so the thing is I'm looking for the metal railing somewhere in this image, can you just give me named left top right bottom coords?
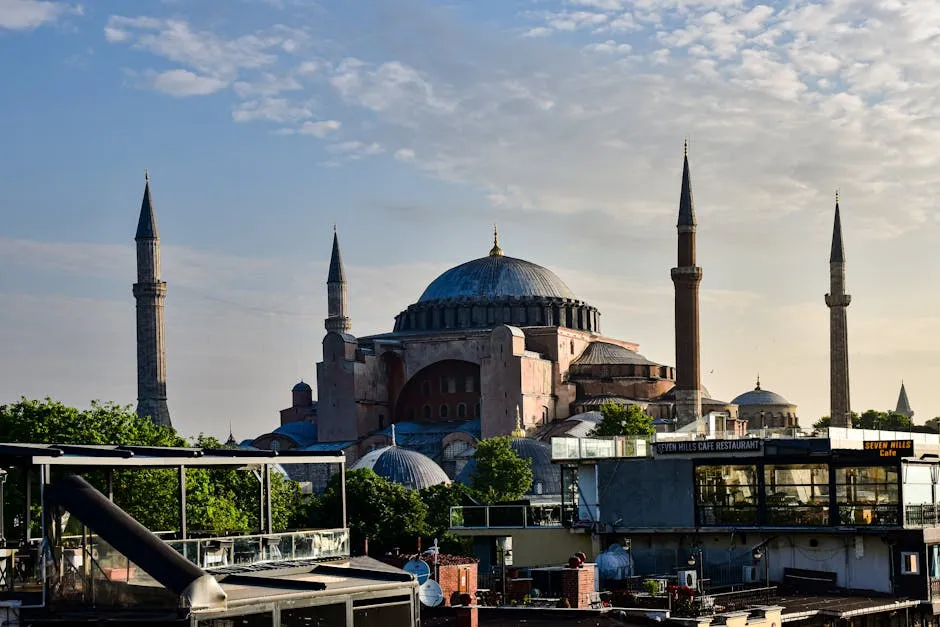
left=905, top=503, right=940, bottom=527
left=450, top=505, right=564, bottom=529
left=930, top=577, right=940, bottom=599
left=551, top=437, right=648, bottom=461
left=165, top=528, right=350, bottom=569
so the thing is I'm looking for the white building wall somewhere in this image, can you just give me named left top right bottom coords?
left=767, top=534, right=891, bottom=593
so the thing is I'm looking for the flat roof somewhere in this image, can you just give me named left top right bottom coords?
left=0, top=443, right=344, bottom=467
left=776, top=594, right=921, bottom=621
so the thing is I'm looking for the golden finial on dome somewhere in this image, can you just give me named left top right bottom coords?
left=755, top=373, right=761, bottom=391
left=511, top=405, right=525, bottom=437
left=489, top=224, right=504, bottom=257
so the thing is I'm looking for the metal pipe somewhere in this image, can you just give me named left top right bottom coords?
left=178, top=466, right=187, bottom=540
left=264, top=464, right=273, bottom=534
left=340, top=460, right=347, bottom=530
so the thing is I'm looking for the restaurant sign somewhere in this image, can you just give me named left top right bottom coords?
left=861, top=440, right=913, bottom=457
left=655, top=439, right=762, bottom=455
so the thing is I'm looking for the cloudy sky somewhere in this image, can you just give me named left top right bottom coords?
left=1, top=0, right=938, bottom=440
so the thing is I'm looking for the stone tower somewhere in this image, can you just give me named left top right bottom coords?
left=825, top=193, right=851, bottom=428
left=671, top=142, right=703, bottom=427
left=133, top=172, right=172, bottom=427
left=895, top=382, right=913, bottom=419
left=325, top=228, right=351, bottom=333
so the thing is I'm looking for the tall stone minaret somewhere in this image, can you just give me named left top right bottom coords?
left=325, top=227, right=351, bottom=333
left=133, top=171, right=172, bottom=427
left=825, top=192, right=851, bottom=428
left=671, top=141, right=703, bottom=427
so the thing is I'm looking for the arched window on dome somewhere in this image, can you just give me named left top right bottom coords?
left=440, top=404, right=449, bottom=419
left=457, top=403, right=467, bottom=418
left=423, top=404, right=431, bottom=420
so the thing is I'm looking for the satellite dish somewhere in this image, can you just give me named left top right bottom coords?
left=419, top=580, right=444, bottom=607
left=403, top=560, right=431, bottom=585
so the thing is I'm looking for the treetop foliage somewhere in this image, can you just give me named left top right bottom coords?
left=469, top=436, right=533, bottom=503
left=588, top=401, right=655, bottom=437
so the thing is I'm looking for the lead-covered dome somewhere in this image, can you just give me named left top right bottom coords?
left=731, top=387, right=791, bottom=406
left=393, top=232, right=600, bottom=334
left=419, top=255, right=576, bottom=303
left=351, top=446, right=450, bottom=490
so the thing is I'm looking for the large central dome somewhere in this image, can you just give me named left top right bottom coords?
left=419, top=255, right=576, bottom=303
left=392, top=231, right=600, bottom=334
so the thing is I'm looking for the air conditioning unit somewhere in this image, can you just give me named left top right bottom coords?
left=677, top=569, right=697, bottom=589
left=742, top=565, right=759, bottom=583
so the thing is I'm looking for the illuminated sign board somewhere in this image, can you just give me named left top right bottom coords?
left=655, top=439, right=762, bottom=455
left=861, top=440, right=913, bottom=458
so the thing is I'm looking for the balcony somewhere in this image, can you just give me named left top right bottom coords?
left=904, top=503, right=940, bottom=527
left=551, top=436, right=648, bottom=461
left=449, top=504, right=568, bottom=529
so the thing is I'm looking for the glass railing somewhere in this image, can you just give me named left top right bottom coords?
left=165, top=528, right=350, bottom=569
left=551, top=437, right=648, bottom=461
left=450, top=505, right=564, bottom=529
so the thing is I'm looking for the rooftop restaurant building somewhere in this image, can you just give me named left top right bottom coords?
left=0, top=444, right=419, bottom=626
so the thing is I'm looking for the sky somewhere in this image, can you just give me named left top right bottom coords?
left=1, top=0, right=939, bottom=441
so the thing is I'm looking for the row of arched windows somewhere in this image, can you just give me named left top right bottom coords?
left=406, top=402, right=482, bottom=421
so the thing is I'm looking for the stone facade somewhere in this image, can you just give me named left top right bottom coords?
left=133, top=174, right=171, bottom=428
left=826, top=197, right=851, bottom=428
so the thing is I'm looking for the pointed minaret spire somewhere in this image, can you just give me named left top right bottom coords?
left=671, top=141, right=704, bottom=428
left=133, top=171, right=172, bottom=427
left=136, top=170, right=159, bottom=241
left=678, top=139, right=696, bottom=227
left=325, top=228, right=351, bottom=332
left=489, top=224, right=504, bottom=257
left=830, top=190, right=844, bottom=263
left=895, top=381, right=913, bottom=419
left=825, top=192, right=852, bottom=427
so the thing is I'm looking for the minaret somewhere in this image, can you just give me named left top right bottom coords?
left=133, top=171, right=172, bottom=427
left=671, top=141, right=703, bottom=427
left=895, top=381, right=913, bottom=419
left=825, top=192, right=851, bottom=428
left=325, top=227, right=351, bottom=333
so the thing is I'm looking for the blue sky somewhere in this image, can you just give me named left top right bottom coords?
left=2, top=0, right=940, bottom=439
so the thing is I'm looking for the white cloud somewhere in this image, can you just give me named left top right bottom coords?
left=232, top=97, right=312, bottom=123
left=394, top=148, right=415, bottom=161
left=0, top=0, right=79, bottom=30
left=150, top=69, right=228, bottom=97
left=582, top=39, right=631, bottom=54
left=297, top=119, right=341, bottom=136
left=328, top=140, right=384, bottom=158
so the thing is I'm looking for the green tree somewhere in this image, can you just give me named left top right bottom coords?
left=588, top=401, right=655, bottom=437
left=924, top=417, right=940, bottom=433
left=813, top=416, right=831, bottom=429
left=317, top=468, right=427, bottom=554
left=469, top=437, right=533, bottom=503
left=419, top=482, right=472, bottom=555
left=0, top=398, right=307, bottom=536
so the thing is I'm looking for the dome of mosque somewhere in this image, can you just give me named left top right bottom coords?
left=456, top=437, right=561, bottom=496
left=351, top=446, right=450, bottom=491
left=418, top=255, right=577, bottom=303
left=292, top=381, right=312, bottom=392
left=731, top=381, right=791, bottom=406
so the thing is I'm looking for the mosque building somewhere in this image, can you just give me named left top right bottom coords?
left=130, top=148, right=809, bottom=492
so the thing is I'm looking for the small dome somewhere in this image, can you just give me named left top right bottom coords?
left=457, top=438, right=561, bottom=496
left=572, top=342, right=655, bottom=366
left=273, top=421, right=318, bottom=447
left=292, top=381, right=312, bottom=392
left=418, top=255, right=577, bottom=303
left=351, top=446, right=449, bottom=490
left=732, top=380, right=791, bottom=406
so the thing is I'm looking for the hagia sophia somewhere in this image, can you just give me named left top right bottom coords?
left=129, top=146, right=913, bottom=493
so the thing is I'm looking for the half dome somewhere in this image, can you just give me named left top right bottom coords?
left=351, top=446, right=450, bottom=490
left=419, top=255, right=576, bottom=303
